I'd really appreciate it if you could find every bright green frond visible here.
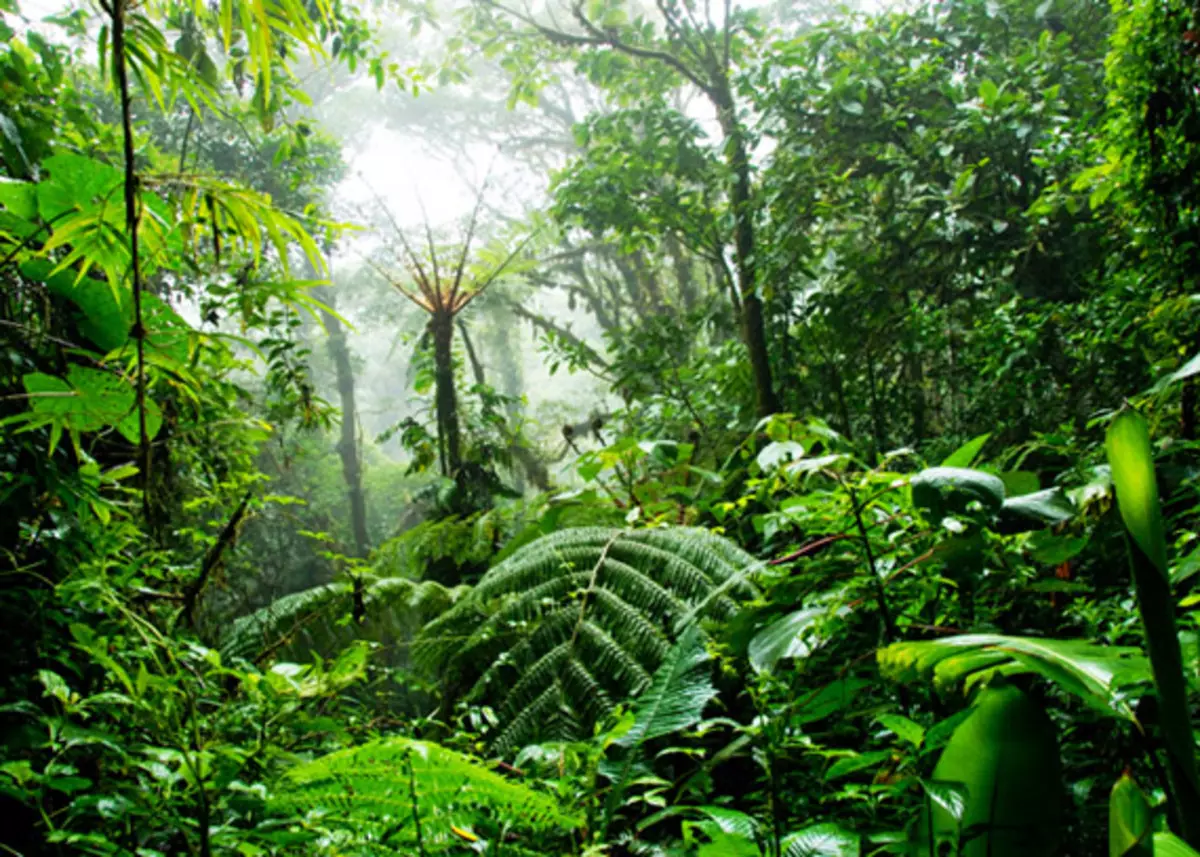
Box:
[416,526,757,751]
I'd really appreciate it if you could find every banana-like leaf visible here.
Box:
[1107,408,1200,840]
[878,634,1151,721]
[1109,773,1153,857]
[915,684,1062,857]
[1107,409,1167,575]
[1157,832,1200,856]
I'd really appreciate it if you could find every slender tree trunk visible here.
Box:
[712,80,780,417]
[321,293,370,558]
[666,234,697,312]
[431,311,461,477]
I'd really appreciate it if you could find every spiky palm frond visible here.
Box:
[271,736,581,854]
[415,526,757,753]
[220,577,463,663]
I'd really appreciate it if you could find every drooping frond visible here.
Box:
[271,736,582,853]
[877,634,1151,721]
[414,526,758,753]
[219,577,463,664]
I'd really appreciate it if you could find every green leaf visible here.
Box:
[37,669,70,703]
[1109,772,1153,857]
[941,433,990,468]
[999,471,1041,497]
[1027,532,1089,565]
[997,488,1076,532]
[20,259,131,351]
[781,822,861,856]
[878,634,1151,721]
[748,598,844,674]
[1106,409,1167,575]
[979,78,999,106]
[616,623,715,748]
[757,440,804,471]
[1155,832,1200,857]
[824,750,890,782]
[911,467,1005,522]
[878,712,925,747]
[0,177,36,220]
[916,684,1063,857]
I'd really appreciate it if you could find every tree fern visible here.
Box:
[415,526,757,753]
[271,736,581,853]
[220,577,463,663]
[603,624,717,832]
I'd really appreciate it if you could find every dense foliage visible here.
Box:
[3,0,1200,854]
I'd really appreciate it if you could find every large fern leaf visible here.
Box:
[220,577,462,663]
[415,526,757,753]
[602,624,718,831]
[271,736,581,852]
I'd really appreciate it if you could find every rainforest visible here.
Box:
[3,0,1200,853]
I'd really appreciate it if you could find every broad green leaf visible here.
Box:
[37,669,70,703]
[20,259,131,351]
[757,440,804,471]
[941,433,990,468]
[748,597,845,674]
[911,467,1005,522]
[795,677,871,724]
[37,153,123,220]
[1109,772,1153,857]
[1156,832,1200,856]
[1106,409,1167,575]
[997,487,1076,532]
[878,634,1151,721]
[692,824,760,857]
[999,470,1040,497]
[878,712,925,747]
[1027,532,1089,565]
[917,685,1062,857]
[824,749,890,782]
[0,177,36,219]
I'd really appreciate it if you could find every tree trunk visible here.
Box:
[317,287,370,559]
[431,311,461,477]
[666,233,697,312]
[711,79,780,418]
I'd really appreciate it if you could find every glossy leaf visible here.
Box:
[1109,772,1153,857]
[911,467,1005,522]
[1106,409,1167,575]
[916,684,1062,857]
[879,634,1151,721]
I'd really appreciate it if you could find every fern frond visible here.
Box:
[220,577,462,664]
[221,583,349,662]
[416,526,757,752]
[271,736,582,851]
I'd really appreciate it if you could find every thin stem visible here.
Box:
[109,0,150,521]
[405,750,427,857]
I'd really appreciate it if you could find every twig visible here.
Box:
[178,491,253,627]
